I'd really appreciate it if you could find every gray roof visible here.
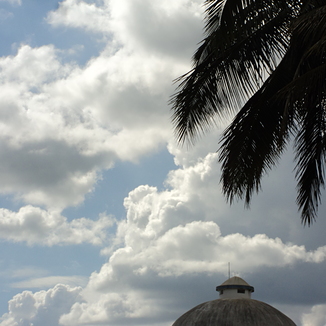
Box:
[172,298,296,326]
[216,276,254,293]
[220,276,252,287]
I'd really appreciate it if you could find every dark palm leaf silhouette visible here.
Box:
[171,0,326,225]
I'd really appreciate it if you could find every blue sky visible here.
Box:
[0,1,325,326]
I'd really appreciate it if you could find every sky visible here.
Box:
[0,0,325,325]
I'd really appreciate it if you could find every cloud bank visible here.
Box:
[0,206,114,246]
[2,153,325,325]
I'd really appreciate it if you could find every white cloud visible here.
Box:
[107,0,204,56]
[1,151,326,325]
[47,0,111,34]
[0,206,114,246]
[0,284,83,326]
[62,291,177,326]
[0,0,200,209]
[0,45,106,209]
[0,44,70,88]
[0,0,206,210]
[96,215,326,282]
[56,153,326,325]
[47,0,204,58]
[302,304,326,326]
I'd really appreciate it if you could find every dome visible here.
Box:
[172,276,296,326]
[172,298,296,326]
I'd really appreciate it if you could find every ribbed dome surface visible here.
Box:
[172,298,296,326]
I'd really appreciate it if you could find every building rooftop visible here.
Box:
[172,276,296,326]
[216,276,254,295]
[172,298,296,326]
[220,276,252,287]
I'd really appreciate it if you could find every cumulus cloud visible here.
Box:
[301,304,326,326]
[107,0,204,57]
[0,44,69,87]
[0,206,114,246]
[0,284,83,326]
[55,153,326,325]
[0,44,108,208]
[47,0,204,57]
[0,0,203,209]
[59,292,163,326]
[47,0,111,34]
[1,150,326,325]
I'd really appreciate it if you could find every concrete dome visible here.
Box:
[172,298,296,326]
[172,277,296,326]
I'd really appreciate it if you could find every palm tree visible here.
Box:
[171,0,326,225]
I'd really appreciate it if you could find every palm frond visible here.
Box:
[276,3,326,224]
[294,99,326,225]
[171,0,300,144]
[171,0,326,225]
[219,50,297,205]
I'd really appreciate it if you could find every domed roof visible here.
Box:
[172,276,296,326]
[172,298,296,326]
[219,276,252,287]
[216,276,254,293]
